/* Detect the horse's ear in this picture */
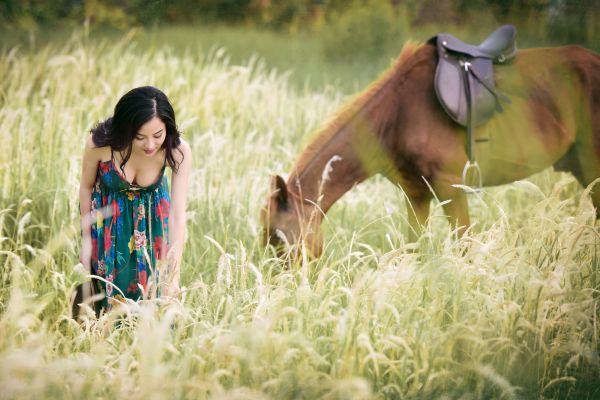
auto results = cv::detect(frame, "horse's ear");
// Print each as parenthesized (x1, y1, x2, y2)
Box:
(270, 175, 288, 208)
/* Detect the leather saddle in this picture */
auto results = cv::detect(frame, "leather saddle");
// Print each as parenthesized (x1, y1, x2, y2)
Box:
(428, 25, 518, 188)
(429, 24, 517, 129)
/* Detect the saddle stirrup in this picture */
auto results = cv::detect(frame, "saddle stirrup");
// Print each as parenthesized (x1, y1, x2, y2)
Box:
(461, 160, 483, 192)
(460, 60, 483, 192)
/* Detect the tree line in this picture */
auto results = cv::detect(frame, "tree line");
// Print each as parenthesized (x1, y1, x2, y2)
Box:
(2, 0, 598, 45)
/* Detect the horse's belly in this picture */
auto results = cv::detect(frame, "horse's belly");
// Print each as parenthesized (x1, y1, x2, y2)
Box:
(476, 96, 575, 186)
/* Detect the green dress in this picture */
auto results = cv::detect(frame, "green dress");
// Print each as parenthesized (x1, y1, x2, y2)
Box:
(89, 156, 170, 310)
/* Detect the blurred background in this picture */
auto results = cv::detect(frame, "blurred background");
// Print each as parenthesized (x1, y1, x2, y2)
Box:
(2, 0, 599, 92)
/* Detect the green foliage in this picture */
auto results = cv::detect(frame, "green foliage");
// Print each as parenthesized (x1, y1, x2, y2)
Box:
(545, 0, 600, 47)
(321, 1, 408, 62)
(1, 1, 599, 52)
(0, 0, 82, 28)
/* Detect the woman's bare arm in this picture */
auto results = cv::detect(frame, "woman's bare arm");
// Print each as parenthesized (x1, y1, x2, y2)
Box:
(167, 139, 192, 293)
(79, 135, 101, 270)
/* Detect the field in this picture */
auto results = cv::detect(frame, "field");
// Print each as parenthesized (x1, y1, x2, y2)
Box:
(0, 27, 599, 399)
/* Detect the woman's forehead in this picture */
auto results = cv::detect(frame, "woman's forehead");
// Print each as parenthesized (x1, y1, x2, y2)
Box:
(137, 116, 165, 135)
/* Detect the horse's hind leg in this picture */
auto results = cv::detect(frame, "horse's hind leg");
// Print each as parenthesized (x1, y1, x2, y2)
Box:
(580, 163, 600, 219)
(592, 190, 600, 219)
(553, 144, 586, 185)
(557, 141, 600, 218)
(580, 156, 600, 219)
(577, 63, 600, 218)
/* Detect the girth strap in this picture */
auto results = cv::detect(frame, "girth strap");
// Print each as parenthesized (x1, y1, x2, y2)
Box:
(461, 61, 475, 163)
(460, 59, 511, 163)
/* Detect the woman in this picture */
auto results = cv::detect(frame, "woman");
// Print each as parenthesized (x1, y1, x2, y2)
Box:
(77, 86, 191, 314)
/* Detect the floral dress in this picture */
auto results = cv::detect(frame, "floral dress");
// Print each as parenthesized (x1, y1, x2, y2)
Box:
(89, 156, 170, 310)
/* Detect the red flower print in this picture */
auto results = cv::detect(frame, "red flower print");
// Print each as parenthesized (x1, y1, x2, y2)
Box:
(127, 281, 139, 294)
(91, 238, 98, 261)
(156, 198, 170, 222)
(104, 226, 111, 252)
(99, 161, 110, 174)
(138, 270, 147, 289)
(154, 236, 167, 260)
(111, 199, 121, 219)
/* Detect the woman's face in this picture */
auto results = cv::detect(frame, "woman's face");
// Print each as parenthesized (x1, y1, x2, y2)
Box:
(133, 116, 166, 157)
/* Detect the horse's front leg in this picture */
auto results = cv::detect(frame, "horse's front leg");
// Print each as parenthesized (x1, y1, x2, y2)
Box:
(434, 175, 471, 237)
(406, 193, 432, 243)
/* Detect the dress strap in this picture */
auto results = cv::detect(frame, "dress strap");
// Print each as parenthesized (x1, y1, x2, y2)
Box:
(110, 149, 123, 176)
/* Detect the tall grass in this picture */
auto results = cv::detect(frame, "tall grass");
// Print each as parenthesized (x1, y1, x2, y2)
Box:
(0, 31, 598, 399)
(0, 25, 398, 94)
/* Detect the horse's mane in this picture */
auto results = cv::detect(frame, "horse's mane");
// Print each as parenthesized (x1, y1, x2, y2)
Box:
(291, 40, 427, 180)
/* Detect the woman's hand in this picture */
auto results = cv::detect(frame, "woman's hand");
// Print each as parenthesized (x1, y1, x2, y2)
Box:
(164, 281, 181, 298)
(160, 248, 181, 298)
(80, 235, 93, 272)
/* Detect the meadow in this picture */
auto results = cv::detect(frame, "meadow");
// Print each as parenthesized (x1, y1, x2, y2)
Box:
(0, 26, 599, 399)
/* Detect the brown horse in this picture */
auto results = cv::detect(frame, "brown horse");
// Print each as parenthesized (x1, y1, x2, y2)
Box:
(262, 40, 600, 257)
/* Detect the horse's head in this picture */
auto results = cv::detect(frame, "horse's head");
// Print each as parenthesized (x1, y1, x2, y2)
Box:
(261, 175, 323, 259)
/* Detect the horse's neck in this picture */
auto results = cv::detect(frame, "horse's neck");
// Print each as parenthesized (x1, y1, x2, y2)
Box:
(286, 45, 429, 214)
(287, 129, 372, 214)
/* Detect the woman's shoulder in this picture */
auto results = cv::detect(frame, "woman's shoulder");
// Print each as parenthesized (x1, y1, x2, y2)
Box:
(173, 139, 192, 163)
(84, 135, 111, 161)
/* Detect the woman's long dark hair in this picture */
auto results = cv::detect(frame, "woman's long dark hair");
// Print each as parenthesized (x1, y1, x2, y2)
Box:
(91, 86, 183, 173)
